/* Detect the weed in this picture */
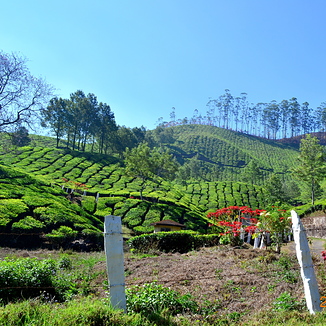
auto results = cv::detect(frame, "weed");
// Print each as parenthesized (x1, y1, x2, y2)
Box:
(272, 292, 300, 311)
(250, 286, 257, 293)
(267, 283, 276, 292)
(273, 254, 299, 284)
(215, 268, 223, 280)
(58, 255, 73, 270)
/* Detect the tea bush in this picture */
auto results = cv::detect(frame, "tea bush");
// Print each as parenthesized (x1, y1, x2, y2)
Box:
(126, 282, 198, 315)
(0, 258, 56, 302)
(127, 231, 220, 253)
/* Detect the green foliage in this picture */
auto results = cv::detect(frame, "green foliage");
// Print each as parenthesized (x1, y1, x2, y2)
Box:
(272, 292, 300, 311)
(12, 216, 46, 233)
(0, 125, 304, 241)
(10, 126, 31, 147)
(259, 206, 292, 253)
(0, 255, 105, 304)
(126, 282, 198, 315)
(264, 173, 288, 204)
(292, 134, 326, 204)
(124, 142, 179, 199)
(158, 124, 298, 184)
(127, 231, 220, 253)
(0, 199, 29, 219)
(0, 297, 151, 326)
(0, 258, 56, 301)
(273, 254, 299, 284)
(46, 226, 78, 248)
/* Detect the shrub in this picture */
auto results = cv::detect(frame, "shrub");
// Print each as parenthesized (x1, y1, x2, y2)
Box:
(126, 282, 198, 315)
(0, 258, 56, 301)
(46, 226, 78, 248)
(127, 231, 220, 253)
(12, 216, 46, 233)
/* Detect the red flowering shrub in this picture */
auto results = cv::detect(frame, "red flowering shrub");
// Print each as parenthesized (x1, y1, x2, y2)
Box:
(207, 205, 291, 252)
(321, 250, 326, 261)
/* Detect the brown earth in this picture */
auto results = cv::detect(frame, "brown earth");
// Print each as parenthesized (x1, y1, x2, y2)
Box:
(1, 239, 326, 321)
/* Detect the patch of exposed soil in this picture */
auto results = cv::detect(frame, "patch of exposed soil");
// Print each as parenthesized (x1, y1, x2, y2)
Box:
(124, 246, 303, 316)
(1, 240, 326, 319)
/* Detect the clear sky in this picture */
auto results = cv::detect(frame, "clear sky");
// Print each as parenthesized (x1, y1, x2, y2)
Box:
(2, 0, 326, 131)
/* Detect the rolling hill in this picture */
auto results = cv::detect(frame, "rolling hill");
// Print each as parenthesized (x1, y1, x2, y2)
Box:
(150, 125, 299, 182)
(0, 125, 303, 248)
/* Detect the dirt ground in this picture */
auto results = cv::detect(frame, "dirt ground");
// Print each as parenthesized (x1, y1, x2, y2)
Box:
(1, 239, 325, 318)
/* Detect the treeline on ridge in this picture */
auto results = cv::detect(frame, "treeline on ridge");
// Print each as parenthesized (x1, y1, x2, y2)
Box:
(158, 89, 326, 140)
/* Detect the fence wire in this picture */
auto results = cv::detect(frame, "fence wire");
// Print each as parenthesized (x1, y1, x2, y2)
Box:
(0, 227, 326, 291)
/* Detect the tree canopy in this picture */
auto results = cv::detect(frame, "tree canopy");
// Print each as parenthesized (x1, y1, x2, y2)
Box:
(292, 134, 326, 204)
(124, 142, 179, 199)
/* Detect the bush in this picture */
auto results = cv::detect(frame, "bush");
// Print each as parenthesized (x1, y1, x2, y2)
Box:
(46, 226, 78, 248)
(127, 231, 220, 253)
(12, 216, 46, 233)
(0, 258, 56, 301)
(126, 282, 198, 315)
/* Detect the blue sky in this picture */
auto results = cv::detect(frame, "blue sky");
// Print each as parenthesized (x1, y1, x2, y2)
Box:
(2, 0, 326, 131)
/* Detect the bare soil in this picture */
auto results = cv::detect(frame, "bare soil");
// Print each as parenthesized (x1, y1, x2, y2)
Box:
(1, 240, 326, 320)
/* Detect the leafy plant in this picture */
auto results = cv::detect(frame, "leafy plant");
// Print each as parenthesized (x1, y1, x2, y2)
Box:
(272, 292, 300, 311)
(126, 282, 198, 315)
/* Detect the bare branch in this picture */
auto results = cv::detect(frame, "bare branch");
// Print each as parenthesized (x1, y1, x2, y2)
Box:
(0, 50, 54, 131)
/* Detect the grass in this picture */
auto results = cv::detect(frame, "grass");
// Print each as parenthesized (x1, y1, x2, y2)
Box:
(0, 246, 325, 325)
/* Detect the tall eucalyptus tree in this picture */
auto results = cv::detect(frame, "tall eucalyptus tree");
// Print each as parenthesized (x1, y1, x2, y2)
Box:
(289, 97, 301, 137)
(279, 100, 290, 138)
(300, 102, 314, 135)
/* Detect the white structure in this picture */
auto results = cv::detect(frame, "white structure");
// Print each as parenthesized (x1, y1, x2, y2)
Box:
(291, 210, 321, 314)
(104, 215, 126, 312)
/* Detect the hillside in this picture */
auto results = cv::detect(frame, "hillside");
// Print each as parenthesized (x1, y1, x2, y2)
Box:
(0, 164, 103, 248)
(0, 136, 269, 247)
(151, 125, 299, 183)
(2, 125, 313, 248)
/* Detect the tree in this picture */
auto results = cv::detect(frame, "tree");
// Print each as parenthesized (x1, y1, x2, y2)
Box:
(95, 102, 117, 154)
(124, 143, 179, 199)
(242, 160, 262, 184)
(10, 125, 31, 147)
(41, 97, 68, 147)
(262, 101, 280, 139)
(288, 97, 301, 137)
(264, 173, 287, 204)
(292, 134, 326, 205)
(0, 51, 53, 131)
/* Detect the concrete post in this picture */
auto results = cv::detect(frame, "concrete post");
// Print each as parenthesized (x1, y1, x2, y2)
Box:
(240, 227, 245, 241)
(104, 215, 126, 312)
(253, 231, 261, 249)
(291, 210, 321, 314)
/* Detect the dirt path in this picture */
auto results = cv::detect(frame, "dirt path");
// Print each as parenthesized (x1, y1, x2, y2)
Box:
(284, 237, 326, 258)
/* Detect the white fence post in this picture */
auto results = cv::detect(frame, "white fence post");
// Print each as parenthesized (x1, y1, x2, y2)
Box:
(291, 210, 321, 314)
(253, 231, 261, 249)
(104, 215, 126, 312)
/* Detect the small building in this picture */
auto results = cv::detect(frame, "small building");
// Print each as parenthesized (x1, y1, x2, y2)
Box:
(151, 220, 186, 233)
